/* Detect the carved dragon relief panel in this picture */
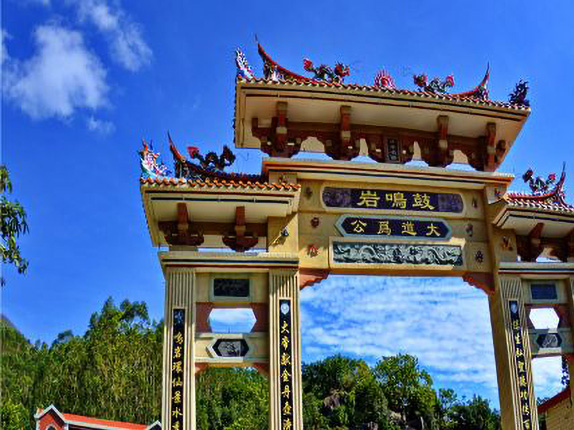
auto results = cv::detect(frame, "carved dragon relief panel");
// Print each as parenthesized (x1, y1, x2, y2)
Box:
(332, 242, 464, 266)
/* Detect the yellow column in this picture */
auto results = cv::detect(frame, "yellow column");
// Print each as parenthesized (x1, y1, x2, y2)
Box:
(269, 270, 303, 430)
(490, 274, 538, 430)
(162, 269, 196, 430)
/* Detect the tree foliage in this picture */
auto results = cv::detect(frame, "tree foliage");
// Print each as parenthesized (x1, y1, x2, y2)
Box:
(2, 299, 502, 430)
(1, 165, 29, 285)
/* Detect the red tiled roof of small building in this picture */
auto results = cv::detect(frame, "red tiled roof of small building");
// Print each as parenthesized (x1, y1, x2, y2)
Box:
(538, 386, 571, 414)
(62, 413, 149, 430)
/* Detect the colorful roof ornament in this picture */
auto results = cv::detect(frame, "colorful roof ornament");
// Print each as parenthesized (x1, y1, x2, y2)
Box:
(258, 43, 351, 84)
(236, 43, 524, 108)
(413, 72, 455, 94)
(167, 133, 264, 182)
(373, 69, 396, 89)
(235, 48, 255, 80)
(509, 80, 530, 106)
(302, 58, 350, 84)
(451, 64, 490, 100)
(506, 164, 571, 209)
(138, 140, 170, 179)
(258, 43, 310, 82)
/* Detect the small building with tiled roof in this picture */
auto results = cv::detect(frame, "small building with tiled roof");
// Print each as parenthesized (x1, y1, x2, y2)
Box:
(538, 387, 574, 430)
(35, 405, 161, 430)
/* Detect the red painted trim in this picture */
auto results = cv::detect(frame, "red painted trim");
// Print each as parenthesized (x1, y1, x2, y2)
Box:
(538, 387, 571, 414)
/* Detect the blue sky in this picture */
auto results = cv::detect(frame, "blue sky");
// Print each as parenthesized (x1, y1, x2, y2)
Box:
(2, 0, 573, 407)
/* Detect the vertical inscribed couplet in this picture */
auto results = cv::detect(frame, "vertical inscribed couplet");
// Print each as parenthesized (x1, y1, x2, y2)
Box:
(508, 301, 533, 430)
(279, 299, 294, 430)
(171, 309, 185, 430)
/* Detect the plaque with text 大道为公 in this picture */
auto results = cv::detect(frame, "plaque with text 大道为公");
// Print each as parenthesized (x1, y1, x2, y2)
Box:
(336, 215, 451, 240)
(323, 187, 464, 213)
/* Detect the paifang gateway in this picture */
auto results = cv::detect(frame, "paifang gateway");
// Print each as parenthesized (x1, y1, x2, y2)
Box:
(134, 43, 574, 430)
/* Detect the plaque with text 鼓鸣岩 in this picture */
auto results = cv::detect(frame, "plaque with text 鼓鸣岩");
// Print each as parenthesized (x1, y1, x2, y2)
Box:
(336, 215, 451, 240)
(323, 187, 464, 213)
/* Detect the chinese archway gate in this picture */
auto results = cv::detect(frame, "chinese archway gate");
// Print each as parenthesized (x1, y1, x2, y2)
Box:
(138, 44, 574, 430)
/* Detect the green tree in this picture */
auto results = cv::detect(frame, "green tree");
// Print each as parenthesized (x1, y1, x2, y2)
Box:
(302, 355, 392, 429)
(448, 395, 500, 430)
(374, 354, 438, 429)
(195, 367, 268, 430)
(1, 165, 29, 285)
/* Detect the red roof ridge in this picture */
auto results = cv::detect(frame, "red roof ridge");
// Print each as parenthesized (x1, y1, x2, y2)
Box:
(237, 77, 528, 110)
(62, 413, 148, 430)
(141, 176, 301, 191)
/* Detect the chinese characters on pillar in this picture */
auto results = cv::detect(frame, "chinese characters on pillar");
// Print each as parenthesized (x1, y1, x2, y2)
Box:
(279, 299, 294, 430)
(323, 188, 464, 213)
(171, 309, 185, 430)
(337, 215, 451, 239)
(509, 301, 533, 430)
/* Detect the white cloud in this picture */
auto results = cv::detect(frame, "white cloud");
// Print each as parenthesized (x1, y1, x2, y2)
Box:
(209, 308, 255, 333)
(87, 116, 115, 134)
(0, 31, 8, 66)
(301, 276, 499, 395)
(72, 0, 152, 71)
(532, 357, 564, 399)
(4, 24, 108, 119)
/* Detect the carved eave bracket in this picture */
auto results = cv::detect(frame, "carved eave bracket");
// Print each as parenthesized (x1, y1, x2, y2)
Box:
(222, 206, 259, 252)
(516, 223, 545, 262)
(158, 203, 205, 246)
(253, 102, 302, 158)
(324, 106, 360, 161)
(547, 228, 574, 262)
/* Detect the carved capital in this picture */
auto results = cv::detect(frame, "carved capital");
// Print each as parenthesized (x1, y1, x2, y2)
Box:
(299, 269, 330, 289)
(463, 272, 494, 295)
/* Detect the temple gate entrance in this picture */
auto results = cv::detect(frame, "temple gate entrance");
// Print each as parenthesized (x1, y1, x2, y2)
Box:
(138, 44, 574, 430)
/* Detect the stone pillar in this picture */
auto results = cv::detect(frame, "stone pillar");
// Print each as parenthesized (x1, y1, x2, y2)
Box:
(490, 275, 538, 430)
(162, 269, 196, 430)
(269, 270, 303, 430)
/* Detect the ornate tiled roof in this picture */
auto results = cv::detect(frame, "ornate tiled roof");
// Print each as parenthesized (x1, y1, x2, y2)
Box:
(234, 43, 530, 111)
(140, 176, 301, 192)
(504, 194, 574, 213)
(504, 167, 574, 213)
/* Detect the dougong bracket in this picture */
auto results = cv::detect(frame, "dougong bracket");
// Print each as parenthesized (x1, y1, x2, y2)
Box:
(159, 203, 205, 247)
(222, 206, 259, 252)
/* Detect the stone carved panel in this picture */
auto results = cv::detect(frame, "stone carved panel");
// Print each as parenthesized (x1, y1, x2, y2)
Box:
(213, 278, 250, 298)
(213, 339, 250, 357)
(333, 242, 463, 266)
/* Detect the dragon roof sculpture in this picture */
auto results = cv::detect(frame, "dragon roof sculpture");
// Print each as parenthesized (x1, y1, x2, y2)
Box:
(166, 133, 265, 183)
(505, 164, 572, 211)
(236, 44, 526, 106)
